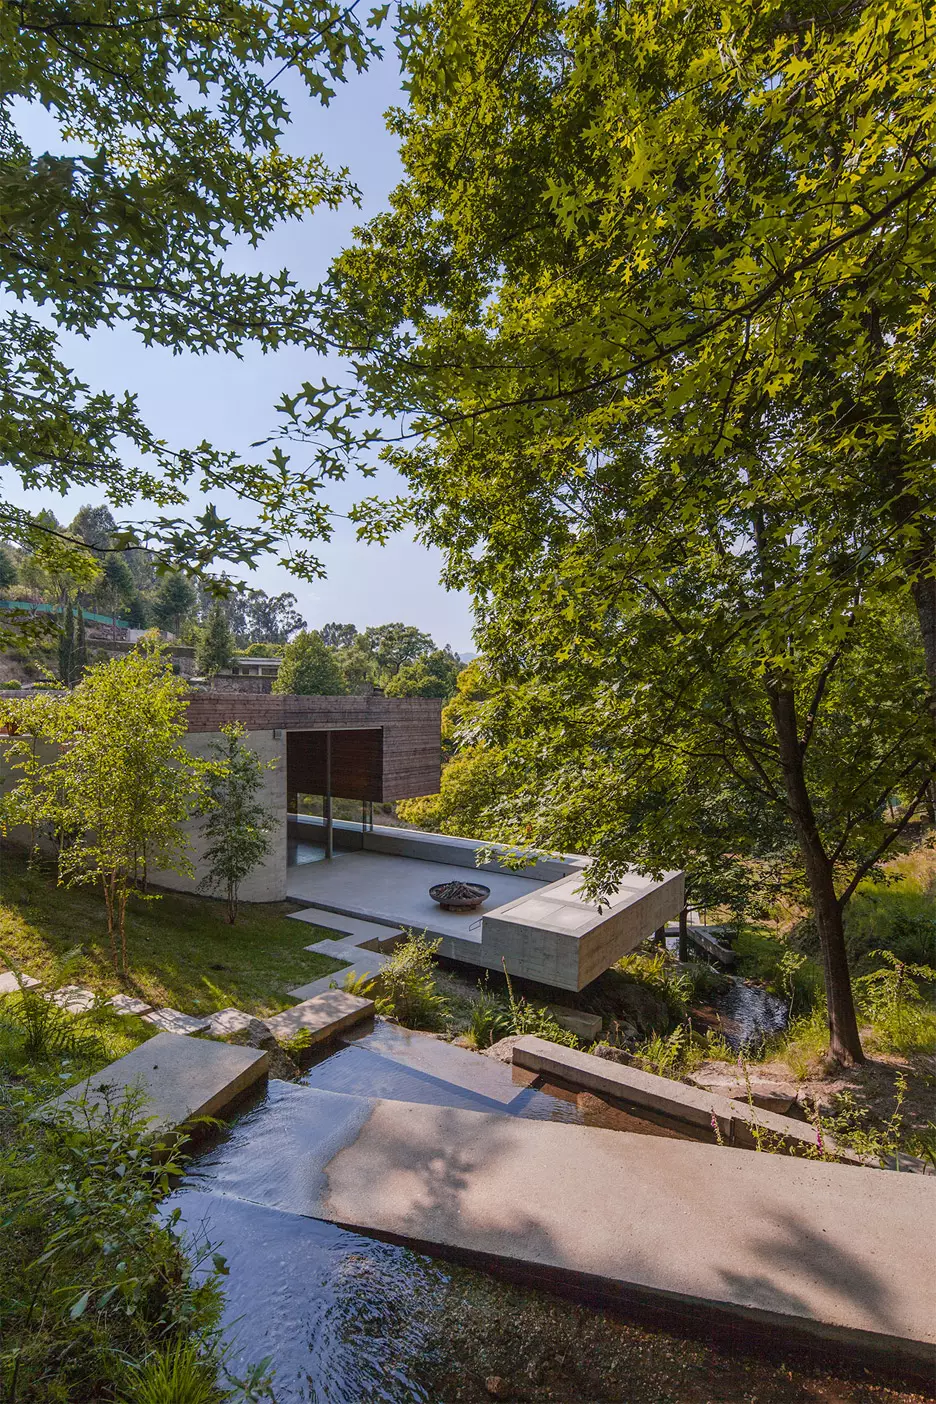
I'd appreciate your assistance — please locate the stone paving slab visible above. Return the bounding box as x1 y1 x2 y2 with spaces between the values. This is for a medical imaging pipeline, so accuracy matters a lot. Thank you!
287 941 387 1000
204 1082 934 1372
0 971 40 996
45 1032 269 1132
289 905 402 951
205 1008 257 1037
143 1007 211 1035
107 994 153 1016
46 985 97 1013
265 990 374 1045
347 1021 531 1108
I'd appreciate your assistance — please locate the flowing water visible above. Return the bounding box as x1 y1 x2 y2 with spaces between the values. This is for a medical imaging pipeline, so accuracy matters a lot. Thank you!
707 978 789 1052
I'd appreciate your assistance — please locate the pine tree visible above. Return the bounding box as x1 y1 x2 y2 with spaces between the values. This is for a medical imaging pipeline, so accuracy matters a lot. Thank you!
196 601 235 676
74 608 88 681
57 603 75 686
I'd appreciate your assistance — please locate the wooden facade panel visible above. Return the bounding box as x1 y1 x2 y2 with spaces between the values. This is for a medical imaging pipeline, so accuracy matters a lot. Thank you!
287 728 384 801
185 694 442 803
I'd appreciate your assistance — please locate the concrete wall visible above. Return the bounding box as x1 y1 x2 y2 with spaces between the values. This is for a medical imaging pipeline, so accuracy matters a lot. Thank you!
149 729 288 903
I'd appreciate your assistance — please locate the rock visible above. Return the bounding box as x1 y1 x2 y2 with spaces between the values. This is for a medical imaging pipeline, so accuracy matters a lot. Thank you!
485 1378 511 1400
547 1004 602 1042
229 1017 300 1082
687 1063 801 1116
590 1041 631 1066
613 981 671 1037
483 1035 525 1063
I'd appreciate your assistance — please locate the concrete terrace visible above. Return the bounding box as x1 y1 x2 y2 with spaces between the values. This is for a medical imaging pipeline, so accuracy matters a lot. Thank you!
287 816 685 991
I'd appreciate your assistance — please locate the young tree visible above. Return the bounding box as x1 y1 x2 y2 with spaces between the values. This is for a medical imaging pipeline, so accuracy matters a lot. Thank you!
198 723 274 922
57 601 75 687
1 642 196 975
196 600 235 677
273 631 347 695
74 607 88 680
1 0 381 580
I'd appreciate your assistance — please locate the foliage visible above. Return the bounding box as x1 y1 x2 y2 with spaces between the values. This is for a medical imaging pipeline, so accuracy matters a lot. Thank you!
0 0 383 581
464 979 512 1048
855 951 936 1056
629 1026 688 1080
338 969 378 998
196 603 236 678
375 931 448 1029
197 724 275 923
318 0 936 1068
320 622 359 650
117 1341 220 1404
0 643 196 975
0 847 347 1021
95 554 135 629
0 1082 224 1403
384 646 462 698
152 575 196 637
499 968 580 1048
273 630 347 695
397 745 509 835
0 982 105 1063
0 545 17 588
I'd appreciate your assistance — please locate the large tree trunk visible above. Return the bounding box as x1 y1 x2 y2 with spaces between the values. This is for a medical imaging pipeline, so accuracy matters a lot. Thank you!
768 685 865 1064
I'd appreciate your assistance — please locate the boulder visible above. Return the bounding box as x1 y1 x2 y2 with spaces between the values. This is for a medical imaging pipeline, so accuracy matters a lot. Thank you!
613 981 671 1037
483 1035 525 1063
229 1017 300 1082
589 1041 632 1066
687 1063 801 1117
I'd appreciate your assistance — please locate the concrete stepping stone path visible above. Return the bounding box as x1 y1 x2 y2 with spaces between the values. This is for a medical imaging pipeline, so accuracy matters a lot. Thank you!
107 994 153 1017
143 1007 211 1035
0 971 40 996
265 989 374 1045
205 1007 256 1037
46 985 97 1013
46 1032 269 1134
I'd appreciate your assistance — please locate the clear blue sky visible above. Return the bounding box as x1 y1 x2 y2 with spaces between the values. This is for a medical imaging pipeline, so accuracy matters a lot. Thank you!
7 49 476 653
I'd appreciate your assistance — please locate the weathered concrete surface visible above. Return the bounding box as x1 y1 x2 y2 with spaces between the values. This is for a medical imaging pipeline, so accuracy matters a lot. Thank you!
286 942 385 1001
511 1036 828 1153
107 993 153 1016
195 1082 936 1372
265 989 374 1044
143 1006 211 1035
45 1032 268 1132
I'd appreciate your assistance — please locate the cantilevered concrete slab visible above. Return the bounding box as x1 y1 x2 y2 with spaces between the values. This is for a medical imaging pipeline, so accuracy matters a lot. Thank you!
45 1032 268 1133
195 1081 935 1373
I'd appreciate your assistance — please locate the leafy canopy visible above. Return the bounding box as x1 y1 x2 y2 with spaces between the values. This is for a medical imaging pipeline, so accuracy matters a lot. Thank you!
1 0 384 580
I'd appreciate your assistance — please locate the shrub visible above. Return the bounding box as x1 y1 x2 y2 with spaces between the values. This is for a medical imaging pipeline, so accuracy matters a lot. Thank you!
0 1081 225 1403
465 981 512 1048
856 951 936 1056
118 1341 220 1404
0 983 105 1063
500 968 580 1048
375 931 448 1029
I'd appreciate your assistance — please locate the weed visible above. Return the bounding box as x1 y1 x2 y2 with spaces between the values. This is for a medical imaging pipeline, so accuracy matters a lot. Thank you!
376 931 448 1029
117 1341 219 1404
464 980 511 1049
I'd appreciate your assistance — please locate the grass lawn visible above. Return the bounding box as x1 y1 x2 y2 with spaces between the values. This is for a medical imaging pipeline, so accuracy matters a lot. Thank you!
0 847 350 1020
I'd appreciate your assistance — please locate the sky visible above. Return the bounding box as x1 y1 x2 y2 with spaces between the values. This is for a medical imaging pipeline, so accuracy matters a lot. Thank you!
6 47 476 653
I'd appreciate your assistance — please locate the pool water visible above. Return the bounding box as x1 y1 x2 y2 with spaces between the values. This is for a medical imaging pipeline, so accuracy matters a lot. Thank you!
169 1022 688 1402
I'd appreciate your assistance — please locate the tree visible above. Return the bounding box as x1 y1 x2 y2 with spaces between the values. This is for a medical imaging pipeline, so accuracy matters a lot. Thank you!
384 646 462 698
197 723 274 922
70 505 117 553
196 601 235 677
243 591 306 645
1 0 382 581
273 631 346 696
360 624 435 678
57 601 75 687
321 622 359 650
74 606 88 679
315 0 936 1063
95 554 135 637
152 575 195 638
0 546 17 589
0 642 195 974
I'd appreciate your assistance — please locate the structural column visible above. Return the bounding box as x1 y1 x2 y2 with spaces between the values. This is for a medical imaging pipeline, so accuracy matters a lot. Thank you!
324 730 333 860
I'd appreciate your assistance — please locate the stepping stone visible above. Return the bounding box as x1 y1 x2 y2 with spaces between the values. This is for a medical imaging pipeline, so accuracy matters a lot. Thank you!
143 1007 211 1035
205 1007 256 1037
46 985 97 1013
0 971 40 996
46 1032 269 1134
265 990 375 1046
107 994 153 1017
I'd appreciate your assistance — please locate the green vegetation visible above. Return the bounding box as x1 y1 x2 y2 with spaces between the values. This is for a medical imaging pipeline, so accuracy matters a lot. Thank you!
273 629 347 696
0 848 346 1020
1 644 196 975
197 724 275 924
195 602 235 678
375 931 449 1029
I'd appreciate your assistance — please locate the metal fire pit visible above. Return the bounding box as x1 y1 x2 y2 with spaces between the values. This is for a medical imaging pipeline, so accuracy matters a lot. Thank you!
429 880 491 912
